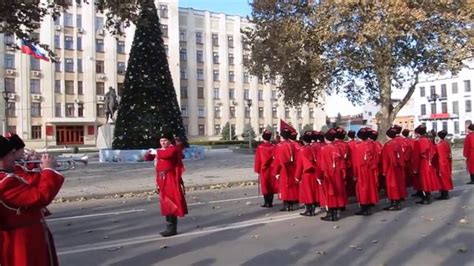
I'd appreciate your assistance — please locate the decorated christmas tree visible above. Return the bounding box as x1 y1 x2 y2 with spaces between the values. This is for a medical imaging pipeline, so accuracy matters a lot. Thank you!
113 0 187 149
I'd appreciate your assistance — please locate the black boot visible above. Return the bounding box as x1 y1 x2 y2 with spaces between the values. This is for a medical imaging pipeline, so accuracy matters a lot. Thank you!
288 201 295 212
436 190 449 200
321 208 334 221
392 200 402 211
355 205 368 215
160 216 177 237
268 194 274 207
300 204 312 216
280 201 289 211
332 208 339 221
383 201 395 211
261 195 270 208
467 175 474 185
416 192 432 205
411 190 423 197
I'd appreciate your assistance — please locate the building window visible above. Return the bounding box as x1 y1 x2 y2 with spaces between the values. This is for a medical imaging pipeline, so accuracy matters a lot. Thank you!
442 121 448 132
164 45 169 56
179 49 187 61
244 73 249 83
196 32 203 44
229 89 235 100
31 126 42 139
30 57 40 70
228 35 234 48
212 34 218 46
465 80 471 92
117 62 126 74
76 14 82 28
466 100 471 112
230 106 236 118
430 103 436 114
421 104 426 115
198 125 205 136
181 106 188 117
258 76 264 84
454 121 459 134
96 82 105 95
31 103 41 117
5 78 15 93
65 80 74 94
214 124 221 135
196 69 204 81
6 102 15 117
213 52 219 64
214 106 221 118
259 107 264 118
159 4 168 18
76 81 83 95
161 25 168 38
297 108 302 118
78 103 84 117
243 54 250 64
441 84 447 98
213 88 220 99
55 61 61 72
95 17 104 31
420 86 425 97
64 12 73 27
452 82 458 94
271 90 277 99
30 79 40 94
213 70 219 81
179 30 186 41
55 103 61 117
441 102 447 113
245 107 250 118
180 87 188 99
65 36 74 49
66 103 75 117
244 89 249 100
430 85 436 96
229 71 235 82
97 104 105 117
5 54 15 69
198 106 205 118
309 108 314 118
180 69 187 80
4 34 14 45
117 41 125 54
55 80 61 93
228 53 234 65
259 124 265 134
117 82 124 96
77 36 82 50
197 87 204 99
65 58 74 72
96 39 104 52
196 50 204 63
258 90 263 101
285 107 290 118
54 15 61 26
96 60 104 73
453 101 459 114
272 107 277 118
77 58 83 73
54 35 61 48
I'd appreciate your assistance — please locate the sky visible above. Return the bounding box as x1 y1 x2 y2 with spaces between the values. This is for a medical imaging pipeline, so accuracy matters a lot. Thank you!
178 0 363 117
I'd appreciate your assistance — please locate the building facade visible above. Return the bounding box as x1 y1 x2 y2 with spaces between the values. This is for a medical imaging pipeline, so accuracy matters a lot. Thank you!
0 0 325 148
413 62 474 136
362 98 415 131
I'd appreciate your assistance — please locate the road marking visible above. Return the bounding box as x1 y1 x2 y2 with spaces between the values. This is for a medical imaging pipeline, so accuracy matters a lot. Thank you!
48 209 146 222
188 195 261 206
58 213 301 255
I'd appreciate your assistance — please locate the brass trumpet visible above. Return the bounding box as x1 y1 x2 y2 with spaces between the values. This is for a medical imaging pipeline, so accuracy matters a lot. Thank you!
20 156 89 172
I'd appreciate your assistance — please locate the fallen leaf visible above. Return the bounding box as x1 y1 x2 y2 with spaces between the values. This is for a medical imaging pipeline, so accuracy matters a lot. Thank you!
246 201 252 206
251 234 259 239
372 240 378 244
86 230 93 233
457 247 468 253
315 251 327 255
160 245 168 249
107 246 122 251
349 245 357 249
66 223 72 227
356 247 363 251
103 235 109 239
459 218 469 224
424 218 435 222
380 219 387 222
333 225 340 229
238 214 243 217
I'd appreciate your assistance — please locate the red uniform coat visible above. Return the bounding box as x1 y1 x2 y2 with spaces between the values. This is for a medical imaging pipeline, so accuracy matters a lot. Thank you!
254 142 278 195
311 142 326 205
0 168 64 266
145 145 188 217
295 145 318 204
273 140 299 201
396 136 415 188
345 140 358 197
412 137 440 192
436 140 453 191
382 139 407 200
317 143 347 208
353 140 380 205
463 132 474 174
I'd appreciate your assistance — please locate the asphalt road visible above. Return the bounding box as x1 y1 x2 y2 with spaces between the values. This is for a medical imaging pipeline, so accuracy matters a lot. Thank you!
50 168 474 266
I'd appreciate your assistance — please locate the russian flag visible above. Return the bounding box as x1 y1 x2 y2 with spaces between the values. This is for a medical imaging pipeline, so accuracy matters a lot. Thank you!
21 39 49 62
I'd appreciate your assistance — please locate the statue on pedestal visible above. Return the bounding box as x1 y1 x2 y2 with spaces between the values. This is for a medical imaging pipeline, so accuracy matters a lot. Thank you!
104 87 118 124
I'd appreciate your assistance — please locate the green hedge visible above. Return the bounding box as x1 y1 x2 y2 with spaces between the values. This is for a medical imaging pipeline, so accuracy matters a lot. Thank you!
188 140 249 146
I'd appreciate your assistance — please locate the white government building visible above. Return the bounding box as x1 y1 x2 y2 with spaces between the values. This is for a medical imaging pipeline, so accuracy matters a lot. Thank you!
0 0 325 148
413 61 474 136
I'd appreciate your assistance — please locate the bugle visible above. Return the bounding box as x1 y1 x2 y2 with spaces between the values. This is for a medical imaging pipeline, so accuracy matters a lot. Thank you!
20 156 88 172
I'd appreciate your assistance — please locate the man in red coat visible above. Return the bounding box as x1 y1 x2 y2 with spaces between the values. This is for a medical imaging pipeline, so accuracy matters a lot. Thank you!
463 124 474 185
0 135 64 266
254 130 278 207
346 130 358 198
317 128 347 221
295 131 318 216
273 129 299 211
312 131 326 210
412 125 440 204
382 127 407 211
144 131 187 237
435 130 453 199
353 128 380 216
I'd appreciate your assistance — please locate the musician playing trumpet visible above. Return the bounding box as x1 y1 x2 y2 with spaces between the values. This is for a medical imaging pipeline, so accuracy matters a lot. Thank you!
0 134 64 266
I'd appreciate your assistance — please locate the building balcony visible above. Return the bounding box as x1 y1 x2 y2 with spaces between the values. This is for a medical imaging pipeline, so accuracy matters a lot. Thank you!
418 113 458 120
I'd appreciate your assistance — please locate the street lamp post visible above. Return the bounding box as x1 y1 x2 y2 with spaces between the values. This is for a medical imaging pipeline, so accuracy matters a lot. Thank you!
246 99 253 150
2 90 9 135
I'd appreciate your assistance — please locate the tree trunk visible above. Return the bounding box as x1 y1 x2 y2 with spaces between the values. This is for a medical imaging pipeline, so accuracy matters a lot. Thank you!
375 60 395 143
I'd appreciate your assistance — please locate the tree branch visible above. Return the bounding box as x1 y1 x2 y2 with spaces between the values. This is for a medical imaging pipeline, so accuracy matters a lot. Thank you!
393 72 420 115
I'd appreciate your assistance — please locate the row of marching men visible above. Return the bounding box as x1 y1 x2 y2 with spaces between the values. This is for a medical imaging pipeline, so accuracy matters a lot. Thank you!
254 124 454 222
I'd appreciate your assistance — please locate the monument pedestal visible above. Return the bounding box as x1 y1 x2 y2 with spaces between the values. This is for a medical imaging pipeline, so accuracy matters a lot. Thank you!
96 124 115 149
